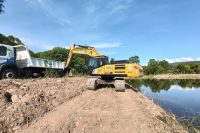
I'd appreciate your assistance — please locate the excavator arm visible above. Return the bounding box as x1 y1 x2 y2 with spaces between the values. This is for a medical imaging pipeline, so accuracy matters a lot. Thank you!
64 44 101 68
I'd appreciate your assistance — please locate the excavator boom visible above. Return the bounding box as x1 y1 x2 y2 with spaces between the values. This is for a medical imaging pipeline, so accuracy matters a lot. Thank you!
65 44 101 68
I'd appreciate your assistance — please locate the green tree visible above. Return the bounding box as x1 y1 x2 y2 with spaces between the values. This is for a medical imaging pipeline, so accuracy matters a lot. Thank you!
35 47 68 61
70 55 88 75
29 50 38 58
145 59 160 75
159 60 173 73
0 33 24 46
191 64 200 73
7 35 23 45
0 0 4 14
176 64 194 74
144 59 173 75
129 56 140 64
110 58 115 64
35 47 89 75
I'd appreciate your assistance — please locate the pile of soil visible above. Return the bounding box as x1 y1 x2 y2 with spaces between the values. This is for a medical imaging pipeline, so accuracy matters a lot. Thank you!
0 77 86 132
21 89 187 133
0 77 188 133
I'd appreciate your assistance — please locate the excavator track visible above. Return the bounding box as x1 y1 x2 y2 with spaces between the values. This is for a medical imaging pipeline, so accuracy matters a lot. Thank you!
114 80 125 92
86 78 97 90
86 78 126 92
86 78 139 92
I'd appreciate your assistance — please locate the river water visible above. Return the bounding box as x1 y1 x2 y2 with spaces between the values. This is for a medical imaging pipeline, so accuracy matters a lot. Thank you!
127 79 200 129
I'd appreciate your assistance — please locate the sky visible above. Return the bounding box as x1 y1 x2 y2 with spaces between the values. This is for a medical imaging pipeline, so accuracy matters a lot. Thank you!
0 0 200 65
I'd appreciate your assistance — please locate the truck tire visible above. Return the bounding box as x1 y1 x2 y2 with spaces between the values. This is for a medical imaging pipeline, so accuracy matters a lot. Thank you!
2 69 17 79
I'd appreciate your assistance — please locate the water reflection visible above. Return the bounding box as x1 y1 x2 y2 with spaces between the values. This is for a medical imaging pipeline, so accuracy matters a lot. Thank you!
127 79 200 92
127 79 200 130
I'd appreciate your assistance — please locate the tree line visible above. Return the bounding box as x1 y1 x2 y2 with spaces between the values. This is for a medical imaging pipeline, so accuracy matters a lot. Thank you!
0 34 24 46
144 59 200 75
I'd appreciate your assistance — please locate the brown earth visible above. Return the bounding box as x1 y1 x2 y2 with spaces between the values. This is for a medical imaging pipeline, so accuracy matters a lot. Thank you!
0 77 188 133
0 77 86 133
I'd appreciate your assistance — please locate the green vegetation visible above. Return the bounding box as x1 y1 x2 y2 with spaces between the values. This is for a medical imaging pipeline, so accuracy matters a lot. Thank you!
144 59 200 75
44 68 59 77
0 0 4 14
129 56 140 64
178 113 200 133
144 59 173 75
0 34 24 46
34 47 68 61
33 48 88 75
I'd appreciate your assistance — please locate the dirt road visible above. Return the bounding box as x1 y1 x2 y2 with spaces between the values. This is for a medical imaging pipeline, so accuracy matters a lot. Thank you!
0 77 187 133
20 90 186 133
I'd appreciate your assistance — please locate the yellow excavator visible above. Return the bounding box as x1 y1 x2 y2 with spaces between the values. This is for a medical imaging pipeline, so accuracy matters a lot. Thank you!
65 44 143 91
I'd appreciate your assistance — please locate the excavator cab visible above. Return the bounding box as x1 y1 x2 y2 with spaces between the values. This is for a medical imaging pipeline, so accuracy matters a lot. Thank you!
88 56 109 75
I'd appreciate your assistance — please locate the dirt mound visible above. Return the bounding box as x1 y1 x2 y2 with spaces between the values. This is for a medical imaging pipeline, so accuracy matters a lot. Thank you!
0 77 86 132
20 88 187 133
0 77 188 133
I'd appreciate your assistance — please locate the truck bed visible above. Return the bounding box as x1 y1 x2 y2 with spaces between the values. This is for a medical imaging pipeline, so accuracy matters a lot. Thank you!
16 45 65 70
16 57 65 69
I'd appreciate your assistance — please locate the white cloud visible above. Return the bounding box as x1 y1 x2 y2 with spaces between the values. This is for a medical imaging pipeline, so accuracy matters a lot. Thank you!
24 0 134 29
165 57 200 63
169 85 196 91
91 42 121 49
107 0 134 15
24 0 72 27
20 37 62 52
101 51 116 55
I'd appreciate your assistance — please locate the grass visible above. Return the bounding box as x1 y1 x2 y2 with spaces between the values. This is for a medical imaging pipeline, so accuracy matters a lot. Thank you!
157 115 167 123
177 113 200 133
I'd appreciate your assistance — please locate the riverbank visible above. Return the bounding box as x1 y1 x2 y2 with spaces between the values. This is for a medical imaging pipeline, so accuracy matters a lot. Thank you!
0 77 188 133
143 74 200 79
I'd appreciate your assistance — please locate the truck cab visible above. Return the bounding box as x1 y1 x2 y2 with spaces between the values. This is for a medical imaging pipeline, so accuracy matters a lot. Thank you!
0 44 17 78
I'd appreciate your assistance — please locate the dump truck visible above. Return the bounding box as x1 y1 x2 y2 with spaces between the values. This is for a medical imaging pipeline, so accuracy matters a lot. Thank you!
0 44 65 79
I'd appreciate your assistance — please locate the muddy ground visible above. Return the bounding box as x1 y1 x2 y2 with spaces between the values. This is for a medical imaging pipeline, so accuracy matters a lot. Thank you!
0 77 188 133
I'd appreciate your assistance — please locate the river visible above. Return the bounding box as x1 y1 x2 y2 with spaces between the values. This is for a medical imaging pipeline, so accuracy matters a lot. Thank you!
127 79 200 130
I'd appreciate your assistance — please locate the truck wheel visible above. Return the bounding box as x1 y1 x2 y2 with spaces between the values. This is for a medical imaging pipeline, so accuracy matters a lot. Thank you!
2 69 17 79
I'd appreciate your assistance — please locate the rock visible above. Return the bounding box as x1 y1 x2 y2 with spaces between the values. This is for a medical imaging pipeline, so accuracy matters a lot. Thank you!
6 89 16 94
20 94 31 104
56 80 62 83
13 126 21 131
52 101 60 107
20 85 29 90
11 81 22 87
18 95 22 99
12 95 20 103
3 92 12 103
